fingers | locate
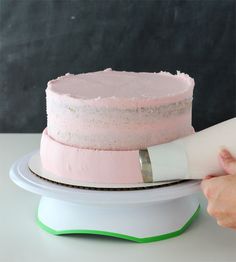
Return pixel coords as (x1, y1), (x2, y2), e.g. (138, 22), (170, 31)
(201, 174), (236, 230)
(201, 175), (231, 199)
(201, 177), (219, 199)
(204, 174), (217, 180)
(201, 174), (236, 200)
(218, 149), (236, 175)
(216, 218), (236, 230)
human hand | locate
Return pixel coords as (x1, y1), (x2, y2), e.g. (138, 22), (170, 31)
(201, 149), (236, 229)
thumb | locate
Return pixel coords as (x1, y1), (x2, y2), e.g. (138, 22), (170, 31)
(218, 148), (236, 175)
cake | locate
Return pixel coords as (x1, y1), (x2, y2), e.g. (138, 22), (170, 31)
(46, 68), (194, 150)
(40, 69), (195, 184)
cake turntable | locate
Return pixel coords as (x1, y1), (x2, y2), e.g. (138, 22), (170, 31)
(10, 151), (200, 243)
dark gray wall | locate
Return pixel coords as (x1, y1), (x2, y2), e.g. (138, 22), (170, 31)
(0, 0), (235, 132)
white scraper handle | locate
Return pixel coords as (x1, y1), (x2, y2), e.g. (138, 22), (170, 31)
(141, 118), (236, 181)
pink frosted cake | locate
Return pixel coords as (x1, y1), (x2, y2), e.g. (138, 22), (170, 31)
(46, 69), (194, 150)
(40, 69), (194, 184)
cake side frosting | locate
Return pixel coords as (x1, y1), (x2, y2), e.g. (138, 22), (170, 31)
(46, 69), (194, 150)
(40, 129), (143, 184)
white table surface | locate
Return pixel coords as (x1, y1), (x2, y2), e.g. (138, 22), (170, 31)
(1, 134), (236, 262)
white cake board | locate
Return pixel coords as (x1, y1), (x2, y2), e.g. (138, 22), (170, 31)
(9, 152), (201, 243)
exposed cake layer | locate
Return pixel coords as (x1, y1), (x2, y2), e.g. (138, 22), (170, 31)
(40, 129), (143, 184)
(46, 69), (194, 150)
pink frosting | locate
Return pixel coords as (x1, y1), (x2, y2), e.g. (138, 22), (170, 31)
(40, 129), (143, 184)
(46, 69), (194, 150)
(47, 69), (194, 101)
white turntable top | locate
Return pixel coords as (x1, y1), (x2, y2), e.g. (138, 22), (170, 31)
(10, 151), (200, 204)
